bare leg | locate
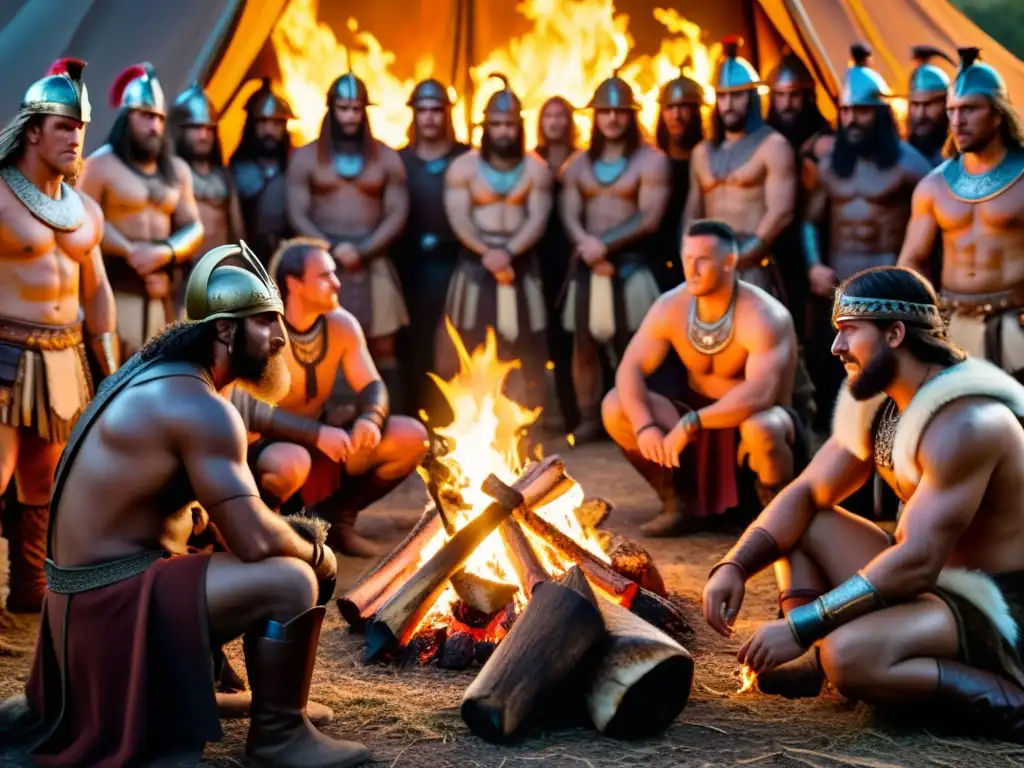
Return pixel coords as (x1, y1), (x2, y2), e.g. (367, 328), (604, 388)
(737, 406), (795, 503)
(572, 332), (605, 442)
(255, 443), (311, 510)
(0, 425), (18, 626)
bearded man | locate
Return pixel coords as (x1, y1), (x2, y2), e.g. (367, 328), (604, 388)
(79, 63), (204, 358)
(0, 60), (117, 615)
(0, 243), (369, 767)
(560, 75), (670, 442)
(652, 64), (705, 292)
(803, 46), (931, 428)
(172, 82), (244, 262)
(907, 47), (954, 168)
(899, 48), (1024, 383)
(685, 38), (796, 299)
(441, 76), (552, 412)
(230, 238), (428, 557)
(229, 77), (295, 266)
(396, 80), (470, 416)
(287, 72), (409, 404)
(704, 267), (1024, 742)
(603, 219), (802, 536)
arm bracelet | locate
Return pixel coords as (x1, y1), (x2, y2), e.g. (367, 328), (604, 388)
(356, 379), (389, 430)
(708, 526), (781, 581)
(230, 389), (321, 447)
(740, 235), (767, 263)
(682, 410), (702, 439)
(166, 220), (205, 262)
(787, 573), (885, 648)
(89, 331), (121, 377)
(801, 221), (823, 269)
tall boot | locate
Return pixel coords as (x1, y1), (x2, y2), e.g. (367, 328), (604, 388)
(936, 659), (1024, 741)
(621, 450), (692, 537)
(572, 405), (605, 444)
(3, 502), (48, 613)
(244, 607), (369, 766)
(314, 474), (405, 558)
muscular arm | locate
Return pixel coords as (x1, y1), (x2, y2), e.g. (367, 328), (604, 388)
(682, 144), (706, 232)
(355, 150), (409, 256)
(897, 176), (941, 274)
(78, 157), (134, 258)
(174, 385), (318, 565)
(335, 311), (380, 392)
(80, 246), (116, 334)
(615, 296), (674, 431)
(167, 157), (204, 263)
(505, 161), (554, 257)
(692, 308), (795, 430)
(558, 158), (589, 245)
(860, 403), (999, 600)
(746, 136), (796, 266)
(229, 388), (321, 449)
(600, 151), (671, 254)
(286, 149), (331, 241)
(444, 157), (489, 255)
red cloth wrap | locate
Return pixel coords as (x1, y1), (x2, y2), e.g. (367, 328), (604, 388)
(677, 387), (739, 518)
(300, 446), (344, 508)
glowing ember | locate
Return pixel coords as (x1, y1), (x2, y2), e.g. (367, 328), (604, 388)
(271, 0), (719, 148)
(737, 665), (757, 693)
(410, 321), (608, 637)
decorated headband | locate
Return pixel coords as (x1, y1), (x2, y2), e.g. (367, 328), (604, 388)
(831, 294), (943, 328)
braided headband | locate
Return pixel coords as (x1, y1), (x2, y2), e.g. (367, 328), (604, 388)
(831, 294), (943, 329)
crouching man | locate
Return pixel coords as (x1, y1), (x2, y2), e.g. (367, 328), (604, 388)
(704, 266), (1024, 742)
(230, 238), (428, 557)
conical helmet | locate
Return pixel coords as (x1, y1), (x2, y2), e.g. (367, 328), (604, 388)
(908, 46), (953, 100)
(484, 73), (522, 116)
(244, 77), (296, 120)
(766, 47), (814, 93)
(173, 82), (218, 127)
(659, 61), (704, 107)
(408, 78), (452, 108)
(186, 240), (283, 322)
(714, 36), (761, 93)
(329, 72), (372, 107)
(588, 72), (641, 110)
(950, 47), (1008, 101)
(21, 58), (91, 123)
(109, 62), (165, 115)
(839, 44), (891, 107)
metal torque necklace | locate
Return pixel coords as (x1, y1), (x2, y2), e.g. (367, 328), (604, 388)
(873, 365), (935, 471)
(285, 315), (328, 402)
(688, 281), (737, 355)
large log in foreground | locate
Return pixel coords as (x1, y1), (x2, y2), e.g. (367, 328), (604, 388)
(461, 566), (605, 743)
(364, 457), (567, 662)
(585, 597), (694, 740)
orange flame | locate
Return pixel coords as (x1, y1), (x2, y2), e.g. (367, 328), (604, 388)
(271, 0), (719, 149)
(737, 664), (757, 693)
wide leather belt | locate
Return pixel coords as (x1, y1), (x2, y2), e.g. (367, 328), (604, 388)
(0, 317), (82, 351)
(941, 285), (1024, 318)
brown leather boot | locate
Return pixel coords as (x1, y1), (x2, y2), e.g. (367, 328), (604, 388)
(217, 692), (334, 727)
(937, 659), (1024, 742)
(4, 502), (48, 613)
(244, 607), (369, 766)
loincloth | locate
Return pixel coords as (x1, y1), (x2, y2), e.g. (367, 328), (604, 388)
(328, 237), (409, 339)
(942, 288), (1024, 380)
(934, 568), (1024, 688)
(24, 550), (221, 766)
(562, 253), (660, 349)
(0, 316), (93, 443)
(247, 433), (343, 510)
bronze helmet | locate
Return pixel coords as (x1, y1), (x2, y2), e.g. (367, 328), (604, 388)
(484, 73), (522, 116)
(21, 58), (92, 124)
(839, 44), (891, 107)
(659, 58), (704, 106)
(765, 47), (814, 93)
(109, 62), (166, 115)
(714, 37), (761, 93)
(185, 240), (283, 322)
(588, 71), (641, 110)
(407, 78), (451, 108)
(329, 71), (373, 107)
(244, 77), (296, 121)
(950, 47), (1008, 102)
(172, 82), (218, 127)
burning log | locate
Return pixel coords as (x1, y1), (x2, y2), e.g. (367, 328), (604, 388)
(606, 535), (667, 597)
(364, 457), (567, 662)
(499, 518), (548, 598)
(449, 572), (519, 615)
(461, 566), (605, 742)
(575, 497), (612, 529)
(439, 631), (476, 670)
(585, 597), (693, 740)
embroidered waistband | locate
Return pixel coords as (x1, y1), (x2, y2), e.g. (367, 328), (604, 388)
(0, 317), (83, 350)
(45, 550), (165, 594)
(941, 285), (1024, 317)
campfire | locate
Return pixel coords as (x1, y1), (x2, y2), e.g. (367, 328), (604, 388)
(271, 0), (718, 148)
(339, 324), (695, 741)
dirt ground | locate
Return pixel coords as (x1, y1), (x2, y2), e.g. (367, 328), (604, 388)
(2, 441), (1023, 767)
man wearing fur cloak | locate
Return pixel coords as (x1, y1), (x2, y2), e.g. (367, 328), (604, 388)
(703, 265), (1024, 742)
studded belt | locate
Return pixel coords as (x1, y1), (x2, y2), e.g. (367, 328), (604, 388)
(0, 316), (83, 351)
(941, 285), (1024, 318)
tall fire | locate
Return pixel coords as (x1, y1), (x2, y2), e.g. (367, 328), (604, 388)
(270, 0), (718, 148)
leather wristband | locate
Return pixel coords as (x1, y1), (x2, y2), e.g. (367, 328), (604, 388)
(708, 526), (781, 581)
(356, 379), (389, 430)
(89, 331), (121, 377)
(635, 422), (661, 438)
(787, 573), (884, 648)
(269, 408), (322, 448)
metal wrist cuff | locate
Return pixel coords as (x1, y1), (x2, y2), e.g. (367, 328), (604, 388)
(708, 526), (781, 581)
(682, 411), (702, 439)
(90, 331), (121, 377)
(269, 408), (322, 448)
(356, 379), (389, 430)
(787, 573), (884, 648)
(741, 235), (766, 260)
(166, 221), (205, 261)
(800, 222), (822, 268)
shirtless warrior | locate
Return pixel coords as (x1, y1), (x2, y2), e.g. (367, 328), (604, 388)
(0, 243), (369, 767)
(441, 75), (552, 412)
(229, 77), (295, 265)
(172, 82), (245, 260)
(603, 219), (802, 536)
(685, 38), (796, 298)
(79, 63), (204, 358)
(231, 238), (428, 557)
(907, 46), (955, 168)
(560, 74), (670, 441)
(287, 72), (409, 402)
(804, 45), (931, 424)
(704, 267), (1024, 741)
(0, 61), (117, 614)
(899, 48), (1024, 382)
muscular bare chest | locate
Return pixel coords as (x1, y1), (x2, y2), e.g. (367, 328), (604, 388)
(0, 192), (100, 265)
(469, 162), (531, 207)
(823, 164), (913, 255)
(935, 181), (1024, 236)
(102, 164), (180, 219)
(276, 326), (343, 418)
(310, 161), (386, 201)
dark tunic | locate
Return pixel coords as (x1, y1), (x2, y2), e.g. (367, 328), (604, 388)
(649, 156), (689, 292)
(230, 158), (290, 266)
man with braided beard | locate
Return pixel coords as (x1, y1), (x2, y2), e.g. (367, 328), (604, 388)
(286, 72), (409, 404)
(899, 49), (1024, 383)
(703, 267), (1024, 742)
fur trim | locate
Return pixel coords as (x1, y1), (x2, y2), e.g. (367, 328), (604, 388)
(893, 358), (1024, 485)
(937, 567), (1019, 647)
(283, 513), (329, 546)
(830, 381), (885, 460)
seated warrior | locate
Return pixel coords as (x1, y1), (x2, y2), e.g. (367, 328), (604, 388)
(703, 267), (1024, 740)
(230, 238), (428, 557)
(602, 219), (805, 536)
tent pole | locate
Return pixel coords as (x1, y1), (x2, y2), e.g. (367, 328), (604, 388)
(186, 0), (246, 88)
(782, 0), (841, 106)
(465, 0), (476, 144)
